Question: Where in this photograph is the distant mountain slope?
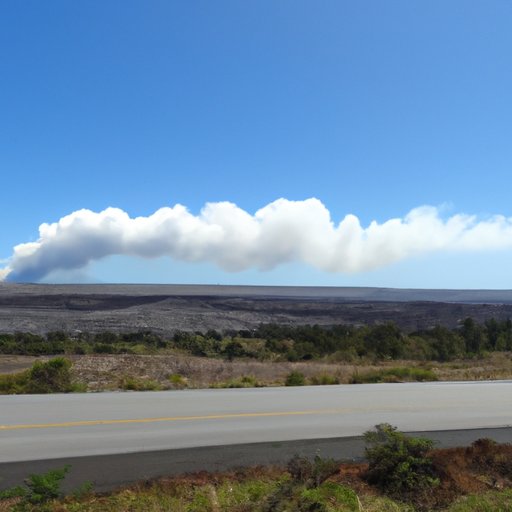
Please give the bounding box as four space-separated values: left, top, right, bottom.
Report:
1 284 512 334
2 283 512 303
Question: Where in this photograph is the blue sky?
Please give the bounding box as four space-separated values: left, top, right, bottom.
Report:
1 1 512 288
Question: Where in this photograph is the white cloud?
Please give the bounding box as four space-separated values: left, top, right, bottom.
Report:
0 268 11 281
1 198 512 282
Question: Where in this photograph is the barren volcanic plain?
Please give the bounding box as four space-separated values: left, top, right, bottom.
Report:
2 284 512 335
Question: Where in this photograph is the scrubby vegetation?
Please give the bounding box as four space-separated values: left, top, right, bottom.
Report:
1 317 511 365
3 429 512 511
350 366 438 384
210 375 262 388
117 375 162 391
310 373 340 385
364 423 439 504
0 357 82 394
284 370 306 386
1 317 511 393
2 317 512 364
0 465 70 511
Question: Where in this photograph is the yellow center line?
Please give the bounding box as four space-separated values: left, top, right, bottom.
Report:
0 408 346 431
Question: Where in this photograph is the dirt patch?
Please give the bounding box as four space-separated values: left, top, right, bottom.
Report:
430 439 512 503
432 352 512 381
0 355 48 374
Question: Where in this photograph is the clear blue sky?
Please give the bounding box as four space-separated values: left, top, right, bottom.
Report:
1 1 512 287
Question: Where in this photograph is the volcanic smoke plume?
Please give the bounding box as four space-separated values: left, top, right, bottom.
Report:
2 198 512 282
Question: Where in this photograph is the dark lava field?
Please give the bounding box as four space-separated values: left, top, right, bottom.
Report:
2 284 512 334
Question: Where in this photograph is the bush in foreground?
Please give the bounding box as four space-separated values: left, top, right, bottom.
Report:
0 466 70 511
364 423 439 502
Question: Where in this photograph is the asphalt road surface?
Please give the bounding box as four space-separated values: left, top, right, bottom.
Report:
1 381 512 491
2 381 512 462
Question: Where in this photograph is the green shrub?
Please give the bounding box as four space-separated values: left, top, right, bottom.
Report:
301 482 359 512
0 485 26 500
69 381 88 393
310 374 340 385
0 358 75 395
222 340 247 360
329 348 359 363
228 375 259 388
24 465 70 505
287 455 339 488
93 343 116 354
364 424 439 500
25 358 73 394
446 488 512 511
285 371 306 386
0 466 71 509
71 481 94 500
126 343 152 355
262 455 341 512
211 375 261 388
0 371 29 394
350 367 438 384
360 495 415 511
168 373 188 389
216 478 279 508
118 376 161 391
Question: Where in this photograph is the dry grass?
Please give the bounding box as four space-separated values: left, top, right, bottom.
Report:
69 354 356 391
1 351 511 392
70 350 512 391
432 351 512 381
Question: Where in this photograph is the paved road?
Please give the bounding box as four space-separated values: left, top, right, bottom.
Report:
1 381 511 464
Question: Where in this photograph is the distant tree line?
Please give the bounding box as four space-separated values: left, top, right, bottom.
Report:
1 317 511 362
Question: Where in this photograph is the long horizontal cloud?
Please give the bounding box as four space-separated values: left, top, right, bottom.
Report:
2 198 512 282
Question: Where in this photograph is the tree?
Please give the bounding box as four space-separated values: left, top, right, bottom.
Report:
223 340 245 361
460 318 487 354
364 323 404 359
428 325 464 361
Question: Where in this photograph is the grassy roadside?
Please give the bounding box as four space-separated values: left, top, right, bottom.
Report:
1 351 511 393
2 433 512 511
